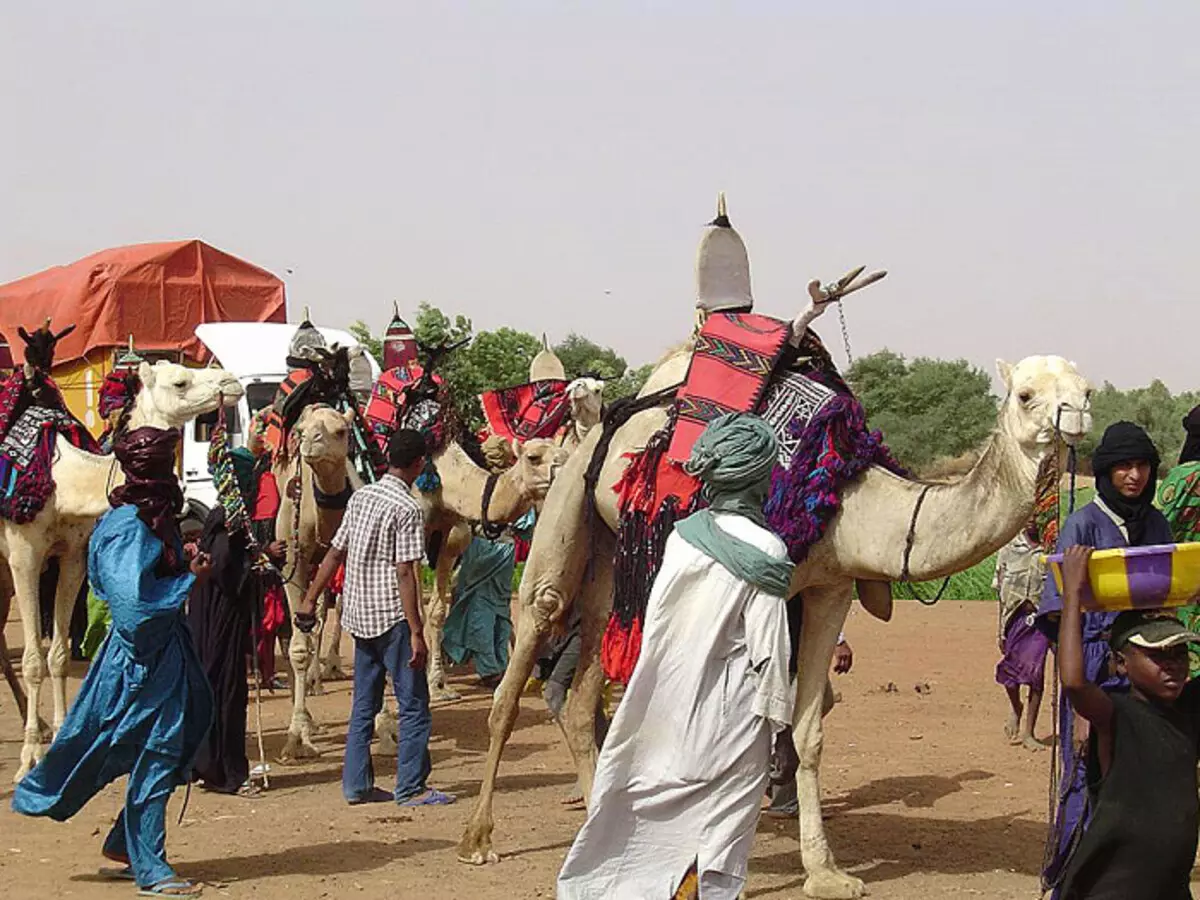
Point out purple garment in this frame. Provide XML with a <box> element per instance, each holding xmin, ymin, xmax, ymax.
<box><xmin>996</xmin><ymin>609</ymin><xmax>1050</xmax><ymax>692</ymax></box>
<box><xmin>1035</xmin><ymin>500</ymin><xmax>1175</xmax><ymax>895</ymax></box>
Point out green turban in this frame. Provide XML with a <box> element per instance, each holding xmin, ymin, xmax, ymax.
<box><xmin>675</xmin><ymin>413</ymin><xmax>793</xmax><ymax>595</ymax></box>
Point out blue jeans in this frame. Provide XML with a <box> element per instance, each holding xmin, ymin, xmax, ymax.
<box><xmin>343</xmin><ymin>620</ymin><xmax>433</xmax><ymax>803</ymax></box>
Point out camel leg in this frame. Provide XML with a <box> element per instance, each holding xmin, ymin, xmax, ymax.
<box><xmin>426</xmin><ymin>548</ymin><xmax>459</xmax><ymax>703</ymax></box>
<box><xmin>792</xmin><ymin>581</ymin><xmax>862</xmax><ymax>899</ymax></box>
<box><xmin>321</xmin><ymin>593</ymin><xmax>345</xmax><ymax>681</ymax></box>
<box><xmin>280</xmin><ymin>561</ymin><xmax>320</xmax><ymax>761</ymax></box>
<box><xmin>0</xmin><ymin>560</ymin><xmax>29</xmax><ymax>723</ymax></box>
<box><xmin>48</xmin><ymin>547</ymin><xmax>87</xmax><ymax>731</ymax></box>
<box><xmin>457</xmin><ymin>595</ymin><xmax>553</xmax><ymax>864</ymax></box>
<box><xmin>560</xmin><ymin>531</ymin><xmax>614</xmax><ymax>805</ymax></box>
<box><xmin>309</xmin><ymin>595</ymin><xmax>327</xmax><ymax>697</ymax></box>
<box><xmin>10</xmin><ymin>540</ymin><xmax>49</xmax><ymax>781</ymax></box>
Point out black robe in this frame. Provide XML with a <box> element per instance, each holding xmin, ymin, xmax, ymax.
<box><xmin>188</xmin><ymin>507</ymin><xmax>252</xmax><ymax>793</ymax></box>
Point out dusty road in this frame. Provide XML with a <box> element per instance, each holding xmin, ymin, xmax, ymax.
<box><xmin>1</xmin><ymin>601</ymin><xmax>1192</xmax><ymax>898</ymax></box>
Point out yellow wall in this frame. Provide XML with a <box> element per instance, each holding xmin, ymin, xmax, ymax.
<box><xmin>52</xmin><ymin>351</ymin><xmax>113</xmax><ymax>437</ymax></box>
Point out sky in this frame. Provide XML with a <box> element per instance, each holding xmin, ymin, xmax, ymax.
<box><xmin>2</xmin><ymin>2</ymin><xmax>1197</xmax><ymax>391</ymax></box>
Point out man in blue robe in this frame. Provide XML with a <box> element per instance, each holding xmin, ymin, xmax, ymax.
<box><xmin>12</xmin><ymin>427</ymin><xmax>214</xmax><ymax>897</ymax></box>
<box><xmin>1036</xmin><ymin>421</ymin><xmax>1173</xmax><ymax>896</ymax></box>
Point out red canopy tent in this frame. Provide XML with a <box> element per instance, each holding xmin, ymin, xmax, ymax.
<box><xmin>0</xmin><ymin>240</ymin><xmax>287</xmax><ymax>365</ymax></box>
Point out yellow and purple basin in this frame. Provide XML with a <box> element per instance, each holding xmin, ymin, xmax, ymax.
<box><xmin>1048</xmin><ymin>542</ymin><xmax>1200</xmax><ymax>612</ymax></box>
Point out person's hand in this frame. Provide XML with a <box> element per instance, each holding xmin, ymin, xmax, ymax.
<box><xmin>293</xmin><ymin>611</ymin><xmax>317</xmax><ymax>634</ymax></box>
<box><xmin>267</xmin><ymin>540</ymin><xmax>287</xmax><ymax>560</ymax></box>
<box><xmin>409</xmin><ymin>632</ymin><xmax>429</xmax><ymax>671</ymax></box>
<box><xmin>833</xmin><ymin>642</ymin><xmax>854</xmax><ymax>675</ymax></box>
<box><xmin>768</xmin><ymin>730</ymin><xmax>800</xmax><ymax>785</ymax></box>
<box><xmin>189</xmin><ymin>551</ymin><xmax>212</xmax><ymax>581</ymax></box>
<box><xmin>183</xmin><ymin>542</ymin><xmax>199</xmax><ymax>561</ymax></box>
<box><xmin>1061</xmin><ymin>546</ymin><xmax>1093</xmax><ymax>602</ymax></box>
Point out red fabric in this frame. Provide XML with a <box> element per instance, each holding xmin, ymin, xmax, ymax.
<box><xmin>330</xmin><ymin>562</ymin><xmax>345</xmax><ymax>596</ymax></box>
<box><xmin>480</xmin><ymin>379</ymin><xmax>570</xmax><ymax>441</ymax></box>
<box><xmin>666</xmin><ymin>313</ymin><xmax>789</xmax><ymax>463</ymax></box>
<box><xmin>253</xmin><ymin>470</ymin><xmax>280</xmax><ymax>521</ymax></box>
<box><xmin>364</xmin><ymin>364</ymin><xmax>440</xmax><ymax>453</ymax></box>
<box><xmin>0</xmin><ymin>240</ymin><xmax>286</xmax><ymax>365</ymax></box>
<box><xmin>256</xmin><ymin>582</ymin><xmax>286</xmax><ymax>682</ymax></box>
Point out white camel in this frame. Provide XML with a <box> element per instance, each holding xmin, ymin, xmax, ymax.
<box><xmin>7</xmin><ymin>360</ymin><xmax>243</xmax><ymax>780</ymax></box>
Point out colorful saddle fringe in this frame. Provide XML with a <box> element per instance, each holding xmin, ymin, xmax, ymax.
<box><xmin>0</xmin><ymin>370</ymin><xmax>100</xmax><ymax>524</ymax></box>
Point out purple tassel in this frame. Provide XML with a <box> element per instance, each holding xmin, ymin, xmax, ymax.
<box><xmin>764</xmin><ymin>392</ymin><xmax>905</xmax><ymax>564</ymax></box>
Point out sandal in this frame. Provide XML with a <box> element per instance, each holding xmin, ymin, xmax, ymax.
<box><xmin>398</xmin><ymin>787</ymin><xmax>456</xmax><ymax>807</ymax></box>
<box><xmin>138</xmin><ymin>880</ymin><xmax>203</xmax><ymax>897</ymax></box>
<box><xmin>236</xmin><ymin>781</ymin><xmax>263</xmax><ymax>798</ymax></box>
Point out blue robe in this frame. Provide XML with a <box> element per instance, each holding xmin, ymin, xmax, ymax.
<box><xmin>443</xmin><ymin>511</ymin><xmax>534</xmax><ymax>679</ymax></box>
<box><xmin>1036</xmin><ymin>499</ymin><xmax>1173</xmax><ymax>894</ymax></box>
<box><xmin>12</xmin><ymin>505</ymin><xmax>214</xmax><ymax>887</ymax></box>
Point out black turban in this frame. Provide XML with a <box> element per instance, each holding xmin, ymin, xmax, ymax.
<box><xmin>1091</xmin><ymin>421</ymin><xmax>1161</xmax><ymax>545</ymax></box>
<box><xmin>1180</xmin><ymin>405</ymin><xmax>1200</xmax><ymax>466</ymax></box>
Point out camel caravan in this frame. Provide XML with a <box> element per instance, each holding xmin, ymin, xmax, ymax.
<box><xmin>0</xmin><ymin>199</ymin><xmax>1101</xmax><ymax>899</ymax></box>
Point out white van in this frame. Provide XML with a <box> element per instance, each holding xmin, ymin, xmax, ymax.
<box><xmin>182</xmin><ymin>322</ymin><xmax>381</xmax><ymax>517</ymax></box>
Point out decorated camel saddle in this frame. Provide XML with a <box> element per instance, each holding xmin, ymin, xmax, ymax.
<box><xmin>263</xmin><ymin>315</ymin><xmax>382</xmax><ymax>483</ymax></box>
<box><xmin>479</xmin><ymin>336</ymin><xmax>572</xmax><ymax>442</ymax></box>
<box><xmin>0</xmin><ymin>322</ymin><xmax>100</xmax><ymax>523</ymax></box>
<box><xmin>364</xmin><ymin>324</ymin><xmax>467</xmax><ymax>490</ymax></box>
<box><xmin>599</xmin><ymin>197</ymin><xmax>900</xmax><ymax>681</ymax></box>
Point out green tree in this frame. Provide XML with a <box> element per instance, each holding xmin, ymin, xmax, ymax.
<box><xmin>1079</xmin><ymin>380</ymin><xmax>1200</xmax><ymax>469</ymax></box>
<box><xmin>553</xmin><ymin>333</ymin><xmax>629</xmax><ymax>382</ymax></box>
<box><xmin>848</xmin><ymin>350</ymin><xmax>997</xmax><ymax>470</ymax></box>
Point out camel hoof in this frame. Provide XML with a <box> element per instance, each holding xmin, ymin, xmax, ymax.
<box><xmin>14</xmin><ymin>739</ymin><xmax>44</xmax><ymax>783</ymax></box>
<box><xmin>456</xmin><ymin>849</ymin><xmax>500</xmax><ymax>866</ymax></box>
<box><xmin>803</xmin><ymin>869</ymin><xmax>866</xmax><ymax>899</ymax></box>
<box><xmin>431</xmin><ymin>687</ymin><xmax>461</xmax><ymax>703</ymax></box>
<box><xmin>279</xmin><ymin>734</ymin><xmax>321</xmax><ymax>763</ymax></box>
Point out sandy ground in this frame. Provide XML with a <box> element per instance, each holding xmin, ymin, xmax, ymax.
<box><xmin>0</xmin><ymin>600</ymin><xmax>1193</xmax><ymax>899</ymax></box>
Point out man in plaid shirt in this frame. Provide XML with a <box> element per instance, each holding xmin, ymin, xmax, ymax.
<box><xmin>295</xmin><ymin>428</ymin><xmax>454</xmax><ymax>807</ymax></box>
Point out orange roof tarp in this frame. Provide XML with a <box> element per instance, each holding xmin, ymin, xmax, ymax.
<box><xmin>0</xmin><ymin>240</ymin><xmax>287</xmax><ymax>365</ymax></box>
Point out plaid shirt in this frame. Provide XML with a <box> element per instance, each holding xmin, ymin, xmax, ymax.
<box><xmin>331</xmin><ymin>473</ymin><xmax>425</xmax><ymax>640</ymax></box>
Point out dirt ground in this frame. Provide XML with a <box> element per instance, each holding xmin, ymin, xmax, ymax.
<box><xmin>0</xmin><ymin>601</ymin><xmax>1192</xmax><ymax>899</ymax></box>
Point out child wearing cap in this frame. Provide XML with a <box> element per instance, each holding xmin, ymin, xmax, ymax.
<box><xmin>1057</xmin><ymin>545</ymin><xmax>1200</xmax><ymax>899</ymax></box>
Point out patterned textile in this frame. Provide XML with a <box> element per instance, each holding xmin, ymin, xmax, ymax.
<box><xmin>480</xmin><ymin>379</ymin><xmax>569</xmax><ymax>442</ymax></box>
<box><xmin>757</xmin><ymin>371</ymin><xmax>836</xmax><ymax>467</ymax></box>
<box><xmin>1159</xmin><ymin>461</ymin><xmax>1200</xmax><ymax>675</ymax></box>
<box><xmin>0</xmin><ymin>370</ymin><xmax>100</xmax><ymax>524</ymax></box>
<box><xmin>665</xmin><ymin>313</ymin><xmax>790</xmax><ymax>464</ymax></box>
<box><xmin>364</xmin><ymin>365</ymin><xmax>447</xmax><ymax>457</ymax></box>
<box><xmin>330</xmin><ymin>473</ymin><xmax>425</xmax><ymax>640</ymax></box>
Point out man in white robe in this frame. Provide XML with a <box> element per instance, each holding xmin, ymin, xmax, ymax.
<box><xmin>557</xmin><ymin>413</ymin><xmax>798</xmax><ymax>900</ymax></box>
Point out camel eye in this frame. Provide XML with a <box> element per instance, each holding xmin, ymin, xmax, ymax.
<box><xmin>1018</xmin><ymin>390</ymin><xmax>1033</xmax><ymax>404</ymax></box>
<box><xmin>174</xmin><ymin>381</ymin><xmax>188</xmax><ymax>390</ymax></box>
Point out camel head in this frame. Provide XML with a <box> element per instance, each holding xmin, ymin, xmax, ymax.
<box><xmin>294</xmin><ymin>405</ymin><xmax>355</xmax><ymax>468</ymax></box>
<box><xmin>995</xmin><ymin>356</ymin><xmax>1093</xmax><ymax>457</ymax></box>
<box><xmin>509</xmin><ymin>437</ymin><xmax>570</xmax><ymax>503</ymax></box>
<box><xmin>133</xmin><ymin>360</ymin><xmax>244</xmax><ymax>429</ymax></box>
<box><xmin>566</xmin><ymin>377</ymin><xmax>604</xmax><ymax>435</ymax></box>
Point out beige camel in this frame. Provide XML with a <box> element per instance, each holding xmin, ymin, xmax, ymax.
<box><xmin>456</xmin><ymin>347</ymin><xmax>1092</xmax><ymax>897</ymax></box>
<box><xmin>8</xmin><ymin>360</ymin><xmax>243</xmax><ymax>781</ymax></box>
<box><xmin>275</xmin><ymin>404</ymin><xmax>360</xmax><ymax>761</ymax></box>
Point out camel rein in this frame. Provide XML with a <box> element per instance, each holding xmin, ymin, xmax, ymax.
<box><xmin>899</xmin><ymin>484</ymin><xmax>950</xmax><ymax>605</ymax></box>
<box><xmin>479</xmin><ymin>473</ymin><xmax>503</xmax><ymax>540</ymax></box>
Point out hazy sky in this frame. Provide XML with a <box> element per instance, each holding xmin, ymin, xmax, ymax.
<box><xmin>2</xmin><ymin>2</ymin><xmax>1197</xmax><ymax>390</ymax></box>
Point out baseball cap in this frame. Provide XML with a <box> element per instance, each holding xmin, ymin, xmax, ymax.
<box><xmin>1109</xmin><ymin>610</ymin><xmax>1200</xmax><ymax>651</ymax></box>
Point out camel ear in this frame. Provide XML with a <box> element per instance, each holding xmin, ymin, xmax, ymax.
<box><xmin>138</xmin><ymin>360</ymin><xmax>155</xmax><ymax>388</ymax></box>
<box><xmin>995</xmin><ymin>359</ymin><xmax>1013</xmax><ymax>392</ymax></box>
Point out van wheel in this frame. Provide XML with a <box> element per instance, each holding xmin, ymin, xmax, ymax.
<box><xmin>180</xmin><ymin>499</ymin><xmax>210</xmax><ymax>541</ymax></box>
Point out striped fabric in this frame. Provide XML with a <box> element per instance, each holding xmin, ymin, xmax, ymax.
<box><xmin>1048</xmin><ymin>542</ymin><xmax>1200</xmax><ymax>611</ymax></box>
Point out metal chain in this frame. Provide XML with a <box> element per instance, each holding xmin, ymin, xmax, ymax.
<box><xmin>836</xmin><ymin>299</ymin><xmax>854</xmax><ymax>367</ymax></box>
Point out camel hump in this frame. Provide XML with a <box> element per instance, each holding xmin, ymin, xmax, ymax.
<box><xmin>696</xmin><ymin>192</ymin><xmax>752</xmax><ymax>314</ymax></box>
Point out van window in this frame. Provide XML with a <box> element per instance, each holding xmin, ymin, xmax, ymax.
<box><xmin>246</xmin><ymin>382</ymin><xmax>279</xmax><ymax>415</ymax></box>
<box><xmin>193</xmin><ymin>404</ymin><xmax>241</xmax><ymax>443</ymax></box>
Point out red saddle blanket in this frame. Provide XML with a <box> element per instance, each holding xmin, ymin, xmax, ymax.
<box><xmin>480</xmin><ymin>379</ymin><xmax>569</xmax><ymax>442</ymax></box>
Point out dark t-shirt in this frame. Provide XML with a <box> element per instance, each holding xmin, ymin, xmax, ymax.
<box><xmin>1059</xmin><ymin>680</ymin><xmax>1200</xmax><ymax>899</ymax></box>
